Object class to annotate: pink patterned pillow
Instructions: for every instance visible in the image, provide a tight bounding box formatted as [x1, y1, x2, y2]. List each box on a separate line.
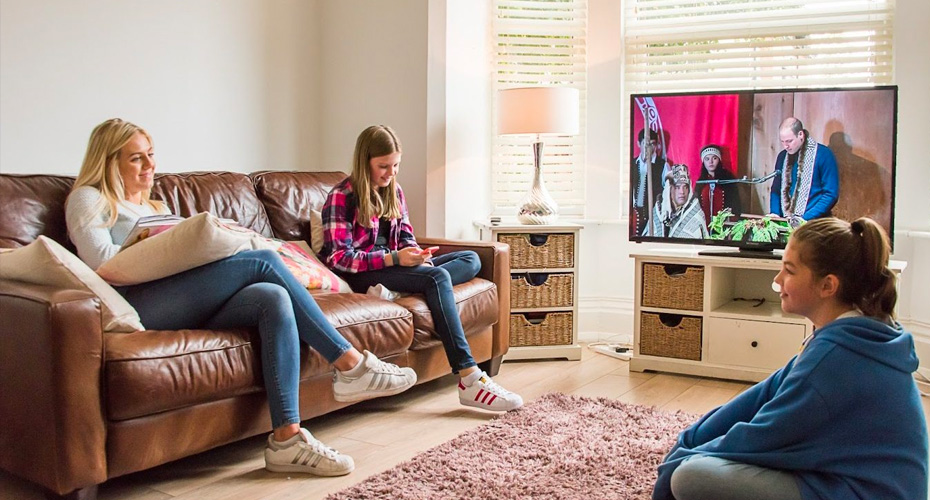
[275, 241, 350, 293]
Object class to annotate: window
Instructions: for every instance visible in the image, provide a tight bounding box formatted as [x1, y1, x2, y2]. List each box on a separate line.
[492, 0, 588, 218]
[621, 0, 894, 200]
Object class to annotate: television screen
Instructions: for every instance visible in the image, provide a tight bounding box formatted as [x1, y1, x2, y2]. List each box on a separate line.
[628, 86, 897, 254]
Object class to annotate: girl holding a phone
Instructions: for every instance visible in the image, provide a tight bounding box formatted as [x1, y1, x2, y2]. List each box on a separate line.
[321, 125, 523, 412]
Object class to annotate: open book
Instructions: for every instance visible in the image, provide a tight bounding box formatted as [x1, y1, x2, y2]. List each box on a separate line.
[120, 214, 237, 251]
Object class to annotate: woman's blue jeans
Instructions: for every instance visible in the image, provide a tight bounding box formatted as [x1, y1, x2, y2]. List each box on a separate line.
[114, 249, 353, 429]
[338, 250, 480, 374]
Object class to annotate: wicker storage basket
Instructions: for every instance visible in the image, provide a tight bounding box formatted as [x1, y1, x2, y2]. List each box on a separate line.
[511, 273, 574, 309]
[639, 312, 702, 360]
[499, 233, 574, 269]
[642, 263, 704, 311]
[509, 312, 573, 347]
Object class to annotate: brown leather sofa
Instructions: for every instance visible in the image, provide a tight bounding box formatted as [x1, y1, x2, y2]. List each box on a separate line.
[0, 171, 510, 499]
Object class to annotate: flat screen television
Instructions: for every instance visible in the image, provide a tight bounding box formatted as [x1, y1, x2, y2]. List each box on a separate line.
[628, 86, 897, 257]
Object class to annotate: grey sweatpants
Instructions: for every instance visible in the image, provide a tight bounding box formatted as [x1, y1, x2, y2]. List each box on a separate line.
[670, 455, 803, 500]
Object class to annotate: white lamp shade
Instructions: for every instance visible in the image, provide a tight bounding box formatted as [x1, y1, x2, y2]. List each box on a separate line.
[497, 87, 580, 136]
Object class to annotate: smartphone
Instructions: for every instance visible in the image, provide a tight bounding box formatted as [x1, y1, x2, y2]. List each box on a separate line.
[423, 246, 440, 254]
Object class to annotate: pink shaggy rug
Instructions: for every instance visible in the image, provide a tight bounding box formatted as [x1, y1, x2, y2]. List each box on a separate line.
[326, 393, 697, 500]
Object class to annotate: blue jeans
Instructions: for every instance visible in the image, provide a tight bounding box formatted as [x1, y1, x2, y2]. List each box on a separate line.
[338, 250, 480, 373]
[114, 250, 353, 429]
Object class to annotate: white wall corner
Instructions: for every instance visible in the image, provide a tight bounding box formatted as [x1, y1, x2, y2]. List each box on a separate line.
[578, 295, 634, 345]
[426, 0, 448, 238]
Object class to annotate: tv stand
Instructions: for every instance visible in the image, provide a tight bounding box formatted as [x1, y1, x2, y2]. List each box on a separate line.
[697, 247, 783, 260]
[631, 248, 904, 382]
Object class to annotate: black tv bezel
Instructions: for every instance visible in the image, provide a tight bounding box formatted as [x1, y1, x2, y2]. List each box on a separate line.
[628, 85, 898, 252]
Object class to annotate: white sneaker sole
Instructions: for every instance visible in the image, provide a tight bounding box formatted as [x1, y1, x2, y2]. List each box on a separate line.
[333, 379, 416, 403]
[459, 397, 524, 412]
[265, 461, 355, 476]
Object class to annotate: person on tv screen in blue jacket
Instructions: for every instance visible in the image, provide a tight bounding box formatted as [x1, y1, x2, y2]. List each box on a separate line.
[769, 117, 839, 228]
[652, 217, 928, 500]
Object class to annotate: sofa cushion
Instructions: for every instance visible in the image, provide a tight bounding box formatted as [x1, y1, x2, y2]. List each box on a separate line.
[308, 293, 415, 369]
[105, 328, 265, 421]
[105, 293, 415, 421]
[0, 236, 144, 332]
[0, 174, 75, 250]
[151, 172, 273, 237]
[250, 171, 347, 242]
[394, 278, 499, 350]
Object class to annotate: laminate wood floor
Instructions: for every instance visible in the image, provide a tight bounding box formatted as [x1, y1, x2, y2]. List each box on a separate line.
[3, 345, 928, 500]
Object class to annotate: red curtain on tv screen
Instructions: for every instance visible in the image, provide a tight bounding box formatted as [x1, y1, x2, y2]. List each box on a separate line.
[633, 94, 740, 185]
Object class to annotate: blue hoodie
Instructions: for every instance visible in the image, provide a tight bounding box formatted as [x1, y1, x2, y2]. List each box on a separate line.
[653, 316, 928, 500]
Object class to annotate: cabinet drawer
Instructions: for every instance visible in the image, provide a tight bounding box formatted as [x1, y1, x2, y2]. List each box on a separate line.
[705, 318, 806, 370]
[511, 273, 573, 308]
[509, 312, 573, 347]
[498, 233, 574, 269]
[639, 312, 702, 361]
[642, 263, 704, 311]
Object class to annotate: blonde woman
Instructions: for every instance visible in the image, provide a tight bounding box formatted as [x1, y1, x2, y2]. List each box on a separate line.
[320, 125, 523, 412]
[65, 118, 418, 477]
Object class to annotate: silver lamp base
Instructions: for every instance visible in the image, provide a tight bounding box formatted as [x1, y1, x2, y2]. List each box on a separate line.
[517, 141, 559, 225]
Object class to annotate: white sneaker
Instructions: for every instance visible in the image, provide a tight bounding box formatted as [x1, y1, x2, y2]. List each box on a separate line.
[264, 428, 354, 476]
[458, 372, 524, 411]
[366, 284, 403, 301]
[333, 350, 417, 403]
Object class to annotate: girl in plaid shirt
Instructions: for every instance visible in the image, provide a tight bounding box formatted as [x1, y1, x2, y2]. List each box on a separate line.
[321, 125, 523, 412]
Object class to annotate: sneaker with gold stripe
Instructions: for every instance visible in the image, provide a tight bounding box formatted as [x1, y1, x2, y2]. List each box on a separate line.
[332, 350, 417, 403]
[264, 428, 354, 476]
[458, 372, 524, 411]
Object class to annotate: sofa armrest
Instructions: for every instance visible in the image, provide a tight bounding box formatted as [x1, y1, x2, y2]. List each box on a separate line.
[0, 280, 107, 495]
[416, 238, 511, 359]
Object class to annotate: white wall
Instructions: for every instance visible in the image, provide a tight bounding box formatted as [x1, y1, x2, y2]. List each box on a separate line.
[576, 0, 634, 342]
[317, 0, 430, 233]
[316, 0, 490, 240]
[441, 0, 493, 240]
[0, 0, 320, 175]
[891, 0, 930, 348]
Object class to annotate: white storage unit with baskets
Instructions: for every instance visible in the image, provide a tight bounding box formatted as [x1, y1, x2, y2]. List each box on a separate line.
[475, 221, 582, 361]
[631, 249, 814, 382]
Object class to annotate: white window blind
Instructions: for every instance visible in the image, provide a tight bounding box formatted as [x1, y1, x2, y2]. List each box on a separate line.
[492, 0, 588, 217]
[624, 0, 894, 92]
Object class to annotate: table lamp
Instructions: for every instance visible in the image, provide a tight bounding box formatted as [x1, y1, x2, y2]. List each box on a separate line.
[497, 86, 580, 224]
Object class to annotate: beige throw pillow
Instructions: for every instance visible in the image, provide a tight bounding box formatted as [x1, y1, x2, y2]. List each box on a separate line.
[0, 236, 144, 332]
[309, 209, 324, 255]
[97, 212, 278, 286]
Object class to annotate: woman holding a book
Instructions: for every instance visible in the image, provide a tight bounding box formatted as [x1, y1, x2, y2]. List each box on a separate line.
[65, 118, 418, 477]
[320, 125, 523, 412]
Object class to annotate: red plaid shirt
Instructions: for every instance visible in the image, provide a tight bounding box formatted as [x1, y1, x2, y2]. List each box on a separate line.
[320, 178, 418, 273]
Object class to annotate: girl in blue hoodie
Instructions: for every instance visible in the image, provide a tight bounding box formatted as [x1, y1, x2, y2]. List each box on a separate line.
[653, 217, 928, 500]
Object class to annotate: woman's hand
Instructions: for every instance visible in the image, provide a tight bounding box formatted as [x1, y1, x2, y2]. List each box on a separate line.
[397, 246, 432, 267]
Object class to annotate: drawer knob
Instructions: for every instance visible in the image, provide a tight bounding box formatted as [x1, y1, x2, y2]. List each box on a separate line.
[751, 341, 758, 348]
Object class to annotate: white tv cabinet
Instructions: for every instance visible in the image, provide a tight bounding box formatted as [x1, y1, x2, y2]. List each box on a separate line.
[630, 248, 905, 382]
[631, 249, 808, 382]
